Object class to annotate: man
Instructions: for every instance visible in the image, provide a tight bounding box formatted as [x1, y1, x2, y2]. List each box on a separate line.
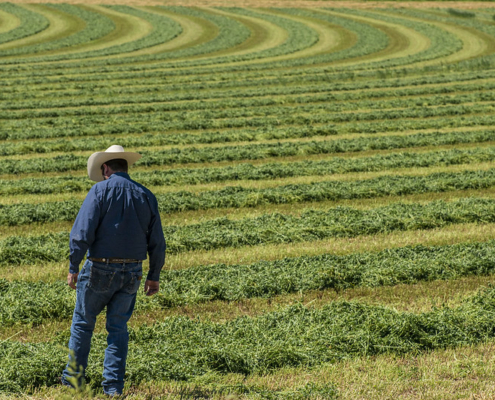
[61, 145, 166, 396]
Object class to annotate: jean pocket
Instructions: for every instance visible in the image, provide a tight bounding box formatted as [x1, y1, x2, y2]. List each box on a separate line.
[122, 270, 142, 295]
[88, 265, 116, 293]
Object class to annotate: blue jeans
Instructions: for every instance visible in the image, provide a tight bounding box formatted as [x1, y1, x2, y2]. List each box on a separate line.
[62, 259, 142, 395]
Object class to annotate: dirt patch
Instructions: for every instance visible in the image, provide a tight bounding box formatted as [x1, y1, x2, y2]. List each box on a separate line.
[5, 1, 495, 9]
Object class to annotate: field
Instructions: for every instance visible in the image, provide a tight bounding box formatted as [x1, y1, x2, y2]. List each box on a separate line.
[2, 1, 495, 398]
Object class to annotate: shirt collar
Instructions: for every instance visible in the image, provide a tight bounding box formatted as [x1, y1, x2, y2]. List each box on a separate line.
[109, 172, 131, 180]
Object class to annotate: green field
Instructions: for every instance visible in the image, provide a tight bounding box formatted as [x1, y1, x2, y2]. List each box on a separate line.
[2, 2, 495, 398]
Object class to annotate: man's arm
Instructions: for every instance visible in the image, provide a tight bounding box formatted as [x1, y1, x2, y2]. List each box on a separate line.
[146, 196, 166, 290]
[67, 186, 101, 288]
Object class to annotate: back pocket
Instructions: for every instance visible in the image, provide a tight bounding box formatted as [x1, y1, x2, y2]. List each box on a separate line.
[88, 265, 116, 293]
[122, 270, 142, 295]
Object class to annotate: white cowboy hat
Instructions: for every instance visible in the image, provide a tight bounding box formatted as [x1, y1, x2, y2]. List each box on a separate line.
[87, 145, 141, 182]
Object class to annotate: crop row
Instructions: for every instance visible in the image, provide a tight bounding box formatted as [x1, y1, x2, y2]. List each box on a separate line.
[0, 5, 470, 78]
[1, 102, 493, 150]
[1, 80, 494, 149]
[3, 84, 494, 129]
[5, 167, 495, 226]
[2, 239, 495, 326]
[3, 285, 495, 392]
[1, 25, 491, 89]
[3, 147, 495, 195]
[0, 6, 250, 65]
[324, 8, 494, 73]
[2, 129, 495, 175]
[0, 4, 115, 58]
[2, 105, 494, 143]
[0, 6, 387, 71]
[0, 3, 49, 46]
[2, 68, 494, 112]
[5, 88, 494, 123]
[0, 5, 317, 67]
[5, 4, 477, 79]
[2, 58, 492, 103]
[281, 8, 461, 71]
[4, 198, 495, 264]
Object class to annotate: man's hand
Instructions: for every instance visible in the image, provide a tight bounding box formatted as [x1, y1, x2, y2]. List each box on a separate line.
[67, 273, 79, 290]
[144, 280, 159, 296]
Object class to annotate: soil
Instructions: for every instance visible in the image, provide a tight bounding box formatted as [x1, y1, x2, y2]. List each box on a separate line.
[5, 0, 495, 9]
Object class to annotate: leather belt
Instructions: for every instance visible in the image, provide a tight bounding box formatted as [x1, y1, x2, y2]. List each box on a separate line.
[89, 257, 142, 264]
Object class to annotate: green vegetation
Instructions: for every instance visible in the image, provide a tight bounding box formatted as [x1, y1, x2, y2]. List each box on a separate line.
[3, 240, 495, 327]
[2, 3, 495, 398]
[2, 146, 495, 195]
[3, 130, 495, 175]
[6, 168, 495, 225]
[5, 198, 495, 265]
[4, 286, 495, 393]
[0, 3, 49, 45]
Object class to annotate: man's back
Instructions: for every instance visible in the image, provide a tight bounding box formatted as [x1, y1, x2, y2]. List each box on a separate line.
[69, 172, 165, 281]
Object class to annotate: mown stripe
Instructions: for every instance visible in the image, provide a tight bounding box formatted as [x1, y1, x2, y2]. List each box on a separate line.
[5, 167, 495, 224]
[4, 198, 495, 263]
[3, 285, 495, 391]
[1, 129, 494, 174]
[2, 240, 495, 325]
[1, 147, 494, 195]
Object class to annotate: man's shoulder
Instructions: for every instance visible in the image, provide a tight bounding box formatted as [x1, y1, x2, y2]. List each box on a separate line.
[95, 173, 157, 200]
[118, 174, 158, 200]
[127, 176, 155, 196]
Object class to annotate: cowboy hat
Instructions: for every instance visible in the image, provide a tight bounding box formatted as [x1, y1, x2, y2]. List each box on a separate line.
[87, 145, 141, 182]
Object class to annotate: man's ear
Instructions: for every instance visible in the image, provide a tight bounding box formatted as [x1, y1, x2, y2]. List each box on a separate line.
[102, 163, 110, 178]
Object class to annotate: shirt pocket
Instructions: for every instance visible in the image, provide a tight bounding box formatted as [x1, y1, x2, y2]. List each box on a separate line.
[122, 270, 142, 295]
[88, 264, 116, 293]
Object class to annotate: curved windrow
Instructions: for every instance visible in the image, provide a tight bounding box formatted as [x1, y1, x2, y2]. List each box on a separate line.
[0, 5, 23, 40]
[0, 3, 49, 46]
[0, 4, 114, 58]
[0, 5, 183, 63]
[2, 7, 495, 396]
[2, 6, 492, 78]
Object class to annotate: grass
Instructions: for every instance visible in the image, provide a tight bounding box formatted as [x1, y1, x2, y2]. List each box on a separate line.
[3, 220, 495, 282]
[320, 9, 430, 67]
[1, 136, 494, 181]
[0, 4, 85, 53]
[3, 272, 493, 344]
[7, 339, 495, 399]
[0, 8, 21, 35]
[3, 5, 495, 398]
[7, 285, 495, 392]
[3, 185, 495, 239]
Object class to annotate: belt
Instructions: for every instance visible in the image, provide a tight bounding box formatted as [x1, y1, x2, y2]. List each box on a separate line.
[89, 257, 142, 264]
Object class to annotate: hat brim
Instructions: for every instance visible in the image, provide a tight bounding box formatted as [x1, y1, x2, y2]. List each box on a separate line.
[87, 151, 141, 182]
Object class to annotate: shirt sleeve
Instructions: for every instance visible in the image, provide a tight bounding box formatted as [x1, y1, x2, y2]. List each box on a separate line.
[69, 186, 101, 274]
[146, 195, 166, 281]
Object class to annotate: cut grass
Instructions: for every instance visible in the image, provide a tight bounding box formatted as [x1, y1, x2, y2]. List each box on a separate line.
[320, 9, 430, 67]
[0, 8, 21, 35]
[2, 6, 495, 399]
[2, 155, 495, 203]
[0, 4, 85, 53]
[2, 272, 494, 345]
[1, 137, 494, 183]
[3, 186, 495, 242]
[3, 220, 495, 282]
[11, 339, 495, 399]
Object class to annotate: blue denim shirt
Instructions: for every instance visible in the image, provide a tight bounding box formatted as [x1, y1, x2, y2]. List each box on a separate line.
[69, 172, 166, 281]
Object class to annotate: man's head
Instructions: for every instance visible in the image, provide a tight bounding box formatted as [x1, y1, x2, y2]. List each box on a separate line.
[101, 158, 128, 180]
[87, 145, 141, 182]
